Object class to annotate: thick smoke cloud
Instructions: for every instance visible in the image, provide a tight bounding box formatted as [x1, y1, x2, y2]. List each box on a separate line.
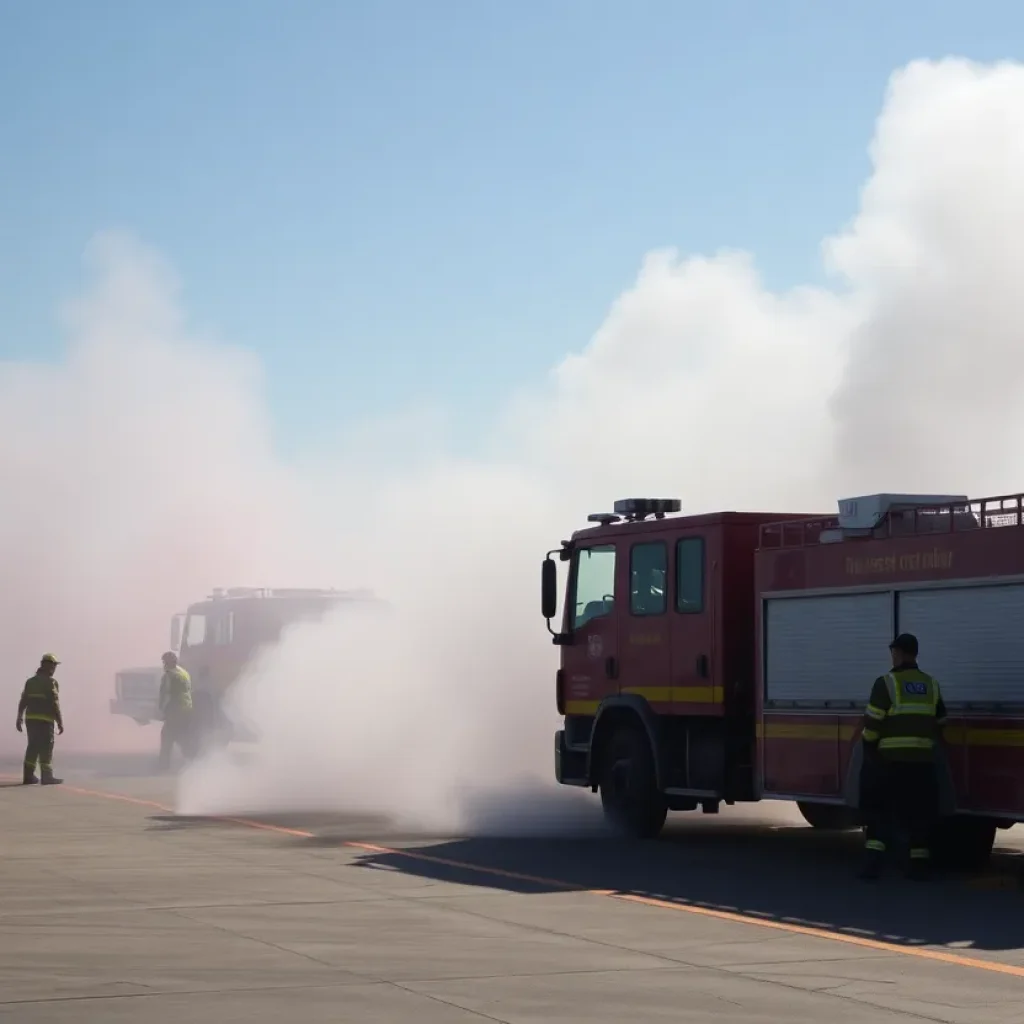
[3, 59, 1021, 829]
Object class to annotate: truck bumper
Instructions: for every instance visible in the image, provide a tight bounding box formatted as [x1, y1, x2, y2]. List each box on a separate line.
[554, 729, 589, 787]
[109, 698, 159, 724]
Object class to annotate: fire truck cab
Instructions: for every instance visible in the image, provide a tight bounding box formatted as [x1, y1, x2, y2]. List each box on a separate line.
[543, 493, 1024, 869]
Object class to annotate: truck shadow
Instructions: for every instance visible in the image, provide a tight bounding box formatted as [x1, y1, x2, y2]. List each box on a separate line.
[335, 816, 1024, 954]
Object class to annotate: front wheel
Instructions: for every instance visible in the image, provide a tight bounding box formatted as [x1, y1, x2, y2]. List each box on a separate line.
[797, 801, 860, 831]
[599, 724, 667, 839]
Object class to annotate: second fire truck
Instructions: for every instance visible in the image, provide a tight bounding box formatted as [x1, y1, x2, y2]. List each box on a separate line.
[544, 491, 1024, 869]
[111, 586, 382, 748]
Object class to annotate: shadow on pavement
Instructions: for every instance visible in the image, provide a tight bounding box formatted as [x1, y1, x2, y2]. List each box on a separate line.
[331, 816, 1024, 954]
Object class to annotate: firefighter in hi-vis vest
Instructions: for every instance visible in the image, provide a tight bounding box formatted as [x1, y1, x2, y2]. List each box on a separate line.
[157, 650, 193, 771]
[16, 654, 64, 786]
[859, 632, 947, 881]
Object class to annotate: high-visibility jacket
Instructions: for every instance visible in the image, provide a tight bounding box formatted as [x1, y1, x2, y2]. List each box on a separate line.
[159, 666, 193, 713]
[862, 664, 947, 761]
[18, 673, 63, 727]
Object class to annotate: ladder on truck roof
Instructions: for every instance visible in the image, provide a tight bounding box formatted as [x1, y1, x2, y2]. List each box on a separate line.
[758, 491, 1024, 550]
[205, 587, 374, 601]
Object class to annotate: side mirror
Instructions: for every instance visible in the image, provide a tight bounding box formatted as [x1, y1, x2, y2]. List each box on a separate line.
[541, 557, 558, 621]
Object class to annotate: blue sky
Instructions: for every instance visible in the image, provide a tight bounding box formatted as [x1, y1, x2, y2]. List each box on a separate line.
[1, 0, 1020, 454]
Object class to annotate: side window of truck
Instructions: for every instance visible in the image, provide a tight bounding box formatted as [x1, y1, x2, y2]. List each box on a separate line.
[212, 611, 235, 646]
[630, 542, 668, 616]
[676, 537, 705, 613]
[572, 544, 616, 629]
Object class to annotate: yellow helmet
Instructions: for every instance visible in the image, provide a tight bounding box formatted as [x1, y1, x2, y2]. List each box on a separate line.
[40, 653, 60, 666]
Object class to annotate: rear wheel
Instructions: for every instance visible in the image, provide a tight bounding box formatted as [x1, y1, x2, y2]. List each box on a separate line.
[797, 801, 860, 831]
[930, 816, 997, 871]
[599, 724, 667, 839]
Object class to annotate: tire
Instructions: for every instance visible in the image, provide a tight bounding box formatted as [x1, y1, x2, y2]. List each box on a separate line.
[797, 801, 860, 831]
[930, 816, 997, 871]
[598, 724, 667, 839]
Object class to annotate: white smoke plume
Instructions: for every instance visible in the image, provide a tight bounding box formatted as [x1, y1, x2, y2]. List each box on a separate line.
[4, 59, 1023, 831]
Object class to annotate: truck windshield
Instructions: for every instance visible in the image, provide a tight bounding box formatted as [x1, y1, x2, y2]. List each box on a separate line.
[572, 545, 616, 629]
[182, 614, 207, 648]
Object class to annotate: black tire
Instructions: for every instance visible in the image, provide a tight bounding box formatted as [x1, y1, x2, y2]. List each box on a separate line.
[797, 801, 860, 831]
[599, 724, 667, 839]
[930, 816, 997, 872]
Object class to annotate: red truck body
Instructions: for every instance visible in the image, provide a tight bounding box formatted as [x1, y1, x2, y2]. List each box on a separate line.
[546, 492, 1024, 865]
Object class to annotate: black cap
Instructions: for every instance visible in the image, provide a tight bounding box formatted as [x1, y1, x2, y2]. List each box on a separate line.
[890, 633, 919, 657]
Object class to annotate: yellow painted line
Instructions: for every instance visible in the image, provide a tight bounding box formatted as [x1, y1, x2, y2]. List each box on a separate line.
[564, 700, 599, 716]
[14, 778, 1024, 980]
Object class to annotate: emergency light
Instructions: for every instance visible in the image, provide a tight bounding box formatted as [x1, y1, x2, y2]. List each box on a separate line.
[612, 498, 682, 519]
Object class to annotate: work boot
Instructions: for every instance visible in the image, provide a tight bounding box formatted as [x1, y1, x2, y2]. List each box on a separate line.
[857, 851, 884, 881]
[906, 856, 932, 881]
[22, 768, 38, 785]
[40, 772, 63, 786]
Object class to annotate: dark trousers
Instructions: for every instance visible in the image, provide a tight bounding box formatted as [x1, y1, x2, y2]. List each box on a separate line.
[24, 720, 55, 777]
[862, 756, 939, 862]
[159, 709, 193, 769]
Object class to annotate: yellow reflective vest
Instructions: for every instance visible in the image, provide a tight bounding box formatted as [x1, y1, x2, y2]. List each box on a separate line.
[159, 666, 193, 713]
[862, 665, 947, 761]
[19, 673, 62, 726]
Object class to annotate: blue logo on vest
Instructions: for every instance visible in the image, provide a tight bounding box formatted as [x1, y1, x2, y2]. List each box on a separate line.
[903, 680, 928, 696]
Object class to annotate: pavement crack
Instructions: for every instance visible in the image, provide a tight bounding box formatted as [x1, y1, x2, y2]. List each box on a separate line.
[165, 905, 379, 979]
[389, 980, 515, 1023]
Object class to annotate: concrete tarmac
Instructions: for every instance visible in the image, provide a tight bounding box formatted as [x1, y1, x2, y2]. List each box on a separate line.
[3, 756, 1024, 1022]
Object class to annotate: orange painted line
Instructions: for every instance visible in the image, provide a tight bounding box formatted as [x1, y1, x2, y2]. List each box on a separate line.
[217, 815, 320, 839]
[342, 839, 590, 890]
[63, 785, 172, 812]
[603, 891, 1024, 978]
[11, 779, 1024, 979]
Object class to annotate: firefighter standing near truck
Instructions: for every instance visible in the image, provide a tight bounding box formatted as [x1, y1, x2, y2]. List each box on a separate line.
[15, 654, 64, 786]
[858, 633, 947, 881]
[157, 651, 193, 771]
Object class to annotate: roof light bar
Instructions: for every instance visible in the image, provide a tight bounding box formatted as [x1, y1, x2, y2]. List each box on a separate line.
[612, 498, 682, 519]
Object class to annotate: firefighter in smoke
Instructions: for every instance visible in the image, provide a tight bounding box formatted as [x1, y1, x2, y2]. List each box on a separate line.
[858, 633, 947, 881]
[15, 653, 64, 785]
[157, 651, 193, 771]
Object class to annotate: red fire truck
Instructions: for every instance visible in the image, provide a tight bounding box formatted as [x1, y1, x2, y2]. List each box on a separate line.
[543, 492, 1024, 869]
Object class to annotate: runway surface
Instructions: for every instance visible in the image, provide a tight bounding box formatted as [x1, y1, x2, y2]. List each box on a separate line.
[2, 751, 1024, 1022]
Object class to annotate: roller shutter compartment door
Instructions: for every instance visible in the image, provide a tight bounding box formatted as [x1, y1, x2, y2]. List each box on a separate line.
[898, 584, 1024, 705]
[765, 592, 893, 704]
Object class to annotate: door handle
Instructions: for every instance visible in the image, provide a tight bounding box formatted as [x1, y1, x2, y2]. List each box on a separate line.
[605, 656, 619, 679]
[696, 654, 709, 679]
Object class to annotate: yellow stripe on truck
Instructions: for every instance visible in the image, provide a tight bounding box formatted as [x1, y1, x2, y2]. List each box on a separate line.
[564, 686, 724, 717]
[621, 685, 724, 704]
[758, 720, 1024, 747]
[564, 700, 601, 716]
